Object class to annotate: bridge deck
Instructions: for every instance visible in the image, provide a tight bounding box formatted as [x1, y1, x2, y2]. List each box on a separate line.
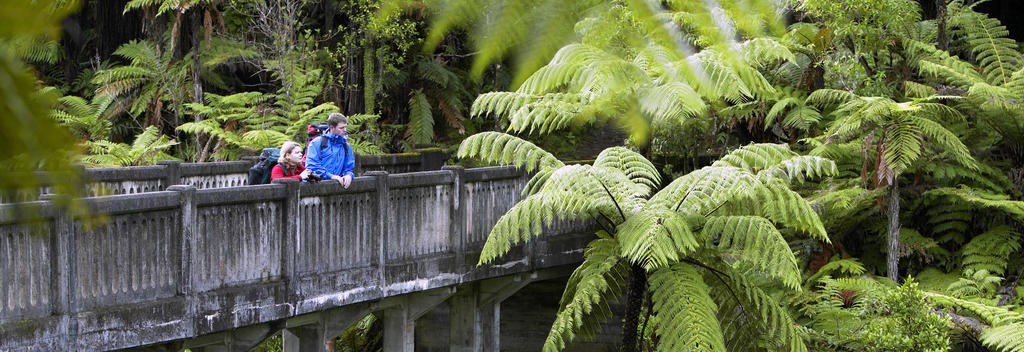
[0, 166, 592, 351]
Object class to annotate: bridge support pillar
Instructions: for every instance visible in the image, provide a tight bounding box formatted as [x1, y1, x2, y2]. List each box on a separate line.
[380, 287, 455, 352]
[184, 324, 276, 352]
[448, 274, 533, 352]
[283, 304, 371, 352]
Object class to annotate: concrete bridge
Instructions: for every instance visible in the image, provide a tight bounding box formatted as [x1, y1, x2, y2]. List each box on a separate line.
[0, 159, 595, 351]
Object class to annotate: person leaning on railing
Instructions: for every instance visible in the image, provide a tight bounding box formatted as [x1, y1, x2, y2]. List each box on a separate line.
[271, 141, 312, 181]
[304, 113, 355, 188]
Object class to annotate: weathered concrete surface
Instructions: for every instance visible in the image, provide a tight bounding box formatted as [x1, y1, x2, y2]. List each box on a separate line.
[0, 165, 592, 351]
[1, 149, 451, 205]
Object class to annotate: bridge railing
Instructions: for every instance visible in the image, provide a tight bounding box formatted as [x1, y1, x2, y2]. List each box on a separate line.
[0, 164, 597, 351]
[0, 149, 449, 204]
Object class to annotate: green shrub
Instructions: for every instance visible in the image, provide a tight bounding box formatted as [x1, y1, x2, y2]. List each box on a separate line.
[863, 279, 951, 352]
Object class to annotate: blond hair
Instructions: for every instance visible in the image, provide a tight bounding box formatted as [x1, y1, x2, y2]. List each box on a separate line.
[278, 141, 302, 166]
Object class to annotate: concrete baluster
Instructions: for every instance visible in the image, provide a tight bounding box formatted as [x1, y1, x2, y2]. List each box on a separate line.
[158, 160, 182, 189]
[442, 166, 467, 270]
[366, 171, 389, 283]
[273, 178, 300, 297]
[167, 185, 197, 342]
[42, 194, 78, 349]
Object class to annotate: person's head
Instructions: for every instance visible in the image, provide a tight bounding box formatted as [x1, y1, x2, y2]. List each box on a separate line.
[278, 141, 303, 165]
[327, 113, 347, 136]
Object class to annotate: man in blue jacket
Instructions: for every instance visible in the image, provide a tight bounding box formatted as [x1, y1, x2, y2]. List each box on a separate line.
[305, 113, 356, 188]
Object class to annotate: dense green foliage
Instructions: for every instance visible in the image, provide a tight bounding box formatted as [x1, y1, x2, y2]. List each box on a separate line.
[6, 0, 1024, 351]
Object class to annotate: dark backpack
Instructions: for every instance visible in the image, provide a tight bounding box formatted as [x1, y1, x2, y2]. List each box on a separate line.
[247, 148, 281, 185]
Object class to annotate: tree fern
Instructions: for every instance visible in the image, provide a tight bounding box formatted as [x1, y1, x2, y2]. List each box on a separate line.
[805, 257, 867, 284]
[462, 131, 832, 351]
[51, 94, 118, 141]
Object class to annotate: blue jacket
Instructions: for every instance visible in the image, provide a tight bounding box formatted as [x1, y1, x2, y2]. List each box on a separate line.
[305, 132, 355, 179]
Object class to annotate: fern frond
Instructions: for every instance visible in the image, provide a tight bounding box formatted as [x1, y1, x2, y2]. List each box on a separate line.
[950, 9, 1022, 85]
[479, 165, 622, 263]
[457, 132, 565, 173]
[712, 143, 796, 172]
[740, 37, 796, 69]
[593, 147, 661, 197]
[904, 81, 937, 98]
[639, 82, 707, 122]
[616, 208, 697, 271]
[408, 89, 434, 144]
[960, 225, 1020, 275]
[508, 97, 583, 134]
[240, 129, 289, 150]
[924, 186, 1024, 218]
[705, 257, 809, 352]
[807, 89, 857, 108]
[981, 323, 1024, 352]
[702, 215, 801, 290]
[906, 39, 986, 88]
[649, 166, 758, 216]
[8, 37, 61, 64]
[518, 62, 585, 94]
[649, 263, 726, 352]
[806, 257, 867, 284]
[757, 155, 838, 184]
[544, 237, 627, 352]
[757, 180, 829, 242]
[927, 291, 1023, 326]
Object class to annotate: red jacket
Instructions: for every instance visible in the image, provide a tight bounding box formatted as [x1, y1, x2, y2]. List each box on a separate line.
[271, 163, 306, 180]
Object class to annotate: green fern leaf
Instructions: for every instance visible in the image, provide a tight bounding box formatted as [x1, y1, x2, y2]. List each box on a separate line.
[703, 215, 801, 290]
[544, 237, 627, 352]
[408, 89, 434, 144]
[593, 147, 661, 197]
[616, 208, 697, 271]
[649, 263, 727, 352]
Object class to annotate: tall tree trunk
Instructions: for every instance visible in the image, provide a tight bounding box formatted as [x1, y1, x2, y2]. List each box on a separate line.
[621, 263, 647, 352]
[94, 0, 143, 59]
[343, 47, 364, 114]
[363, 41, 376, 115]
[887, 180, 900, 281]
[191, 8, 203, 161]
[936, 0, 948, 50]
[61, 16, 83, 89]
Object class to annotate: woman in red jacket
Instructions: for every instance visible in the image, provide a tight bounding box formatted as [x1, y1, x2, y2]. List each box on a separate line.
[271, 141, 312, 181]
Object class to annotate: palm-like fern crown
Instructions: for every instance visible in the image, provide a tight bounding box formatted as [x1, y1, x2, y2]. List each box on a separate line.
[809, 89, 976, 176]
[92, 39, 192, 118]
[458, 132, 836, 351]
[51, 94, 119, 141]
[471, 38, 792, 143]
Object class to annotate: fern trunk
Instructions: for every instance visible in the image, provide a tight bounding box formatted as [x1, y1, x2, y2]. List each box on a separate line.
[887, 180, 900, 281]
[936, 0, 948, 50]
[621, 263, 647, 352]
